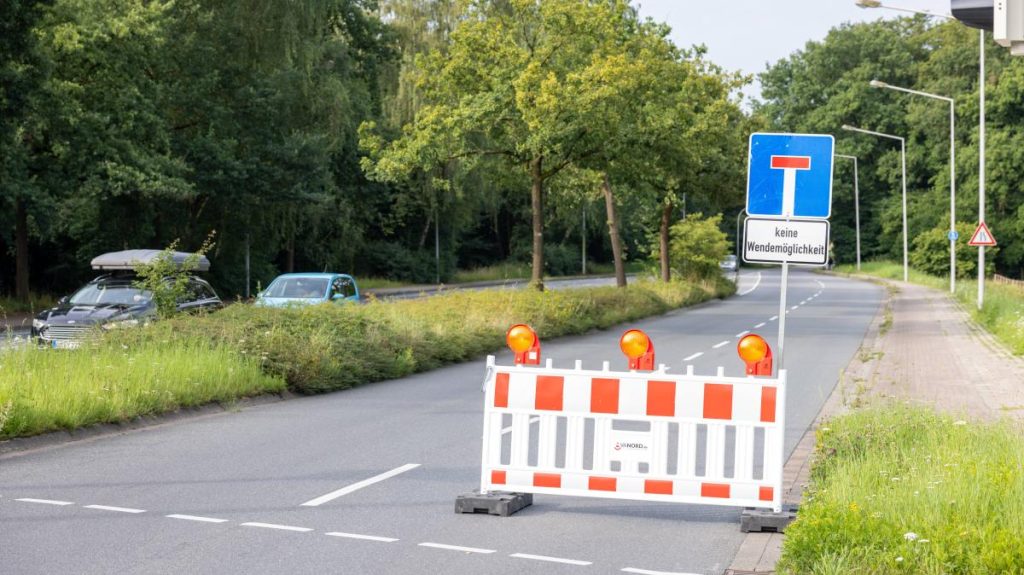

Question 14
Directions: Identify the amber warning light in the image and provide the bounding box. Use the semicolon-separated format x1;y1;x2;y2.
619;329;655;371
737;334;773;376
506;324;541;365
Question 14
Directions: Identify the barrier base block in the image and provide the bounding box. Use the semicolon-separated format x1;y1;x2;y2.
455;491;533;517
740;505;798;533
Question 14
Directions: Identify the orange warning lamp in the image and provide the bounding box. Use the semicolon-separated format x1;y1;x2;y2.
738;334;773;376
506;324;541;365
619;329;655;371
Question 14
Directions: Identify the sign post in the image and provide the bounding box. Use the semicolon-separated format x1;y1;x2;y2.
744;133;834;373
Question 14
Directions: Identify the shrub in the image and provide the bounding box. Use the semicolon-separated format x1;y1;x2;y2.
910;223;995;279
665;213;730;280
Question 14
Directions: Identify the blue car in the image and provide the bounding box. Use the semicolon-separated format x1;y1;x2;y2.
255;273;360;307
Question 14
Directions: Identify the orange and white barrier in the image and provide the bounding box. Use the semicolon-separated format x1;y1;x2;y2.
477;328;786;513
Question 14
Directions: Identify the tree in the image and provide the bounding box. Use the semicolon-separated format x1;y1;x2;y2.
361;0;679;290
666;213;729;280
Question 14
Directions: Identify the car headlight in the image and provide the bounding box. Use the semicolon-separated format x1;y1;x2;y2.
32;318;45;330
102;319;140;330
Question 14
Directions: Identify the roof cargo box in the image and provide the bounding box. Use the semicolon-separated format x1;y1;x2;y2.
90;249;211;272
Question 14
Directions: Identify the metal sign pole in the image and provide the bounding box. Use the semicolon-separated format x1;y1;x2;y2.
776;260;789;374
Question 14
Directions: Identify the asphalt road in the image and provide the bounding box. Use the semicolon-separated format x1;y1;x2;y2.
0;269;882;575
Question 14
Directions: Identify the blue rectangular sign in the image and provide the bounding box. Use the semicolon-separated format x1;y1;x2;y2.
746;133;834;219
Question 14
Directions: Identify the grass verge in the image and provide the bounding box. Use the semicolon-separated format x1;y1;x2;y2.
151;277;733;395
779;403;1024;574
834;261;1024;354
1;277;731;440
0;336;284;439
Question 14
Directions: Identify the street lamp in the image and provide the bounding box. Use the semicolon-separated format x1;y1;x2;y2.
841;124;909;282
854;0;986;307
870;79;957;294
835;154;862;271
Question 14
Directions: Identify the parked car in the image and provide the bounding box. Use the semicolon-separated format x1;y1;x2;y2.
255;273;360;308
31;250;222;349
719;255;739;273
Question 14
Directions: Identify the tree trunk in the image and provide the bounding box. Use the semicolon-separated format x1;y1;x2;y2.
285;234;295;273
659;200;672;282
15;198;30;301
530;157;544;291
601;173;627;288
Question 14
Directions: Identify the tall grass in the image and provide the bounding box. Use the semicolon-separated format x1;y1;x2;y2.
149;278;733;394
0;336;284;439
835;261;1024;354
0;293;58;316
780;404;1024;574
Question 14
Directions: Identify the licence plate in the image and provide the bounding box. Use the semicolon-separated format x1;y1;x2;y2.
50;340;81;350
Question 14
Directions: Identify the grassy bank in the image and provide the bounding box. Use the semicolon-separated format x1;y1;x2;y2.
834;262;1024;354
153;277;732;394
2;278;731;439
0;337;284;439
780;404;1024;574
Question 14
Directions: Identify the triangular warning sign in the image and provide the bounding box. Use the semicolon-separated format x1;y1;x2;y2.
968;222;997;247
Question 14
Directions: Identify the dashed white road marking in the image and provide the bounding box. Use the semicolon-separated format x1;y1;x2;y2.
738;271;762;296
241;522;313;533
800;299;808;305
618;564;700;568
770;315;779;321
511;553;592;566
326;532;398;543
419;542;496;554
15;498;73;506
790;305;799;311
735;330;749;338
166;514;229;524
84;505;145;514
502;416;540;435
301;463;421;506
815;280;825;289
754;322;766;328
712;340;729;349
683;352;703;361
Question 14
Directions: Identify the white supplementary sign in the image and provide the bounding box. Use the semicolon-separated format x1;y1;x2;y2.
743;218;829;266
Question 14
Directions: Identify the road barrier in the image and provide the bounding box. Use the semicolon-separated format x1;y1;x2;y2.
466;326;787;515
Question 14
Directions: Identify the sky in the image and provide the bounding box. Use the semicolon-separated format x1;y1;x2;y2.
634;0;951;102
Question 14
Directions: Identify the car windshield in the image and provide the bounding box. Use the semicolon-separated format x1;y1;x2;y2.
264;277;329;299
69;281;152;306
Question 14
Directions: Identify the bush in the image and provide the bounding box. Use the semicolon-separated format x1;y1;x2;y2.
910;223;996;279
544;243;582;276
360;240;453;284
664;213;730;280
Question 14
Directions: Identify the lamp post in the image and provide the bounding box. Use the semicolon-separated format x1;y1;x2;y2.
869;79;956;293
854;0;986;307
835;154;862;271
841;124;909;282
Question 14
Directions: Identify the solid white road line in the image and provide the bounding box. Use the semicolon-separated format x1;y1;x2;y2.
712;340;729;349
770;315;778;321
326;532;398;543
419;542;496;554
682;352;703;361
301;463;421;507
618;564;700;568
738;271;762;296
15;498;73;506
754;322;766;328
735;330;749;338
241;522;313;532
166;514;229;523
511;553;592;566
501;416;540;435
84;505;145;514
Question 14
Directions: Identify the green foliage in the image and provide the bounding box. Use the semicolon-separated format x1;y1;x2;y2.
128;278;732;396
780;404;1024;574
758;17;1024;278
132;234;216;318
663;213;730;280
0;335;284;439
910;222;994;278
